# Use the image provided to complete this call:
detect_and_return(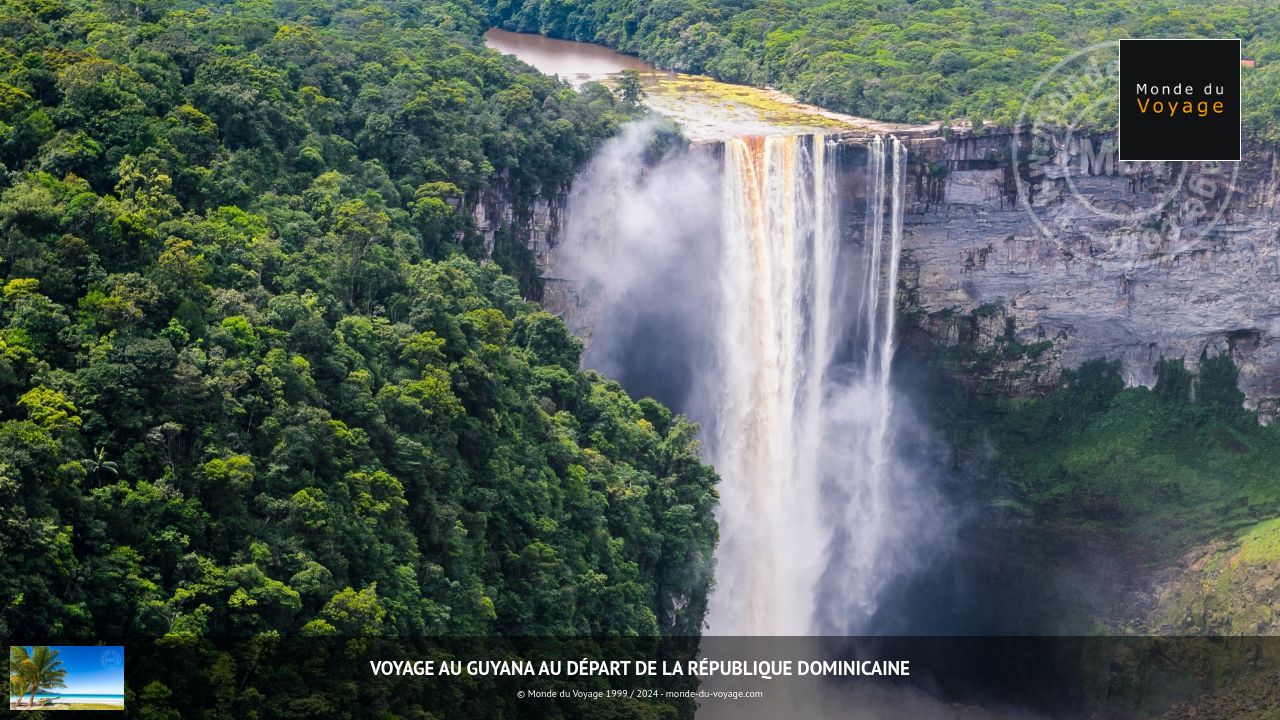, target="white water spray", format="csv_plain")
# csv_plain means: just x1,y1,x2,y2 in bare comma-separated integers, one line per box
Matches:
706,134,907,635
813,135,911,634
555,125,918,636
